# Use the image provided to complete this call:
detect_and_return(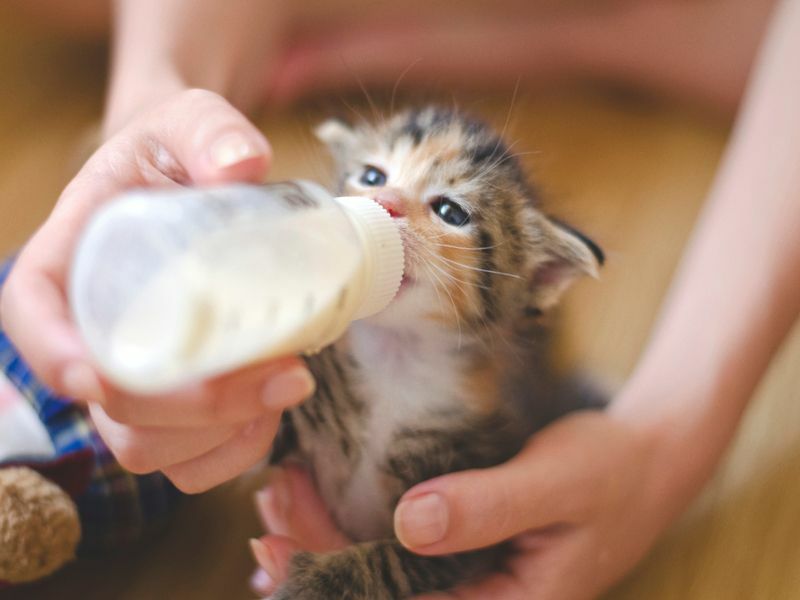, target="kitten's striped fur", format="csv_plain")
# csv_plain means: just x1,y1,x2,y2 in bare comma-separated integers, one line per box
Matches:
270,106,605,599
